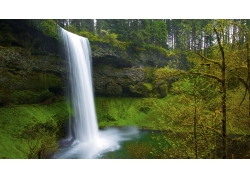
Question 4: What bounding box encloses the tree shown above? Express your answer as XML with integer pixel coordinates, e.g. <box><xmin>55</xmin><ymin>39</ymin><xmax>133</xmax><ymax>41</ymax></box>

<box><xmin>188</xmin><ymin>20</ymin><xmax>229</xmax><ymax>158</ymax></box>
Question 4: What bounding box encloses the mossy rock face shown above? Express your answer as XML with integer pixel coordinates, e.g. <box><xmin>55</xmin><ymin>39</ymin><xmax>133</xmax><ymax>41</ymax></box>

<box><xmin>157</xmin><ymin>84</ymin><xmax>168</xmax><ymax>98</ymax></box>
<box><xmin>0</xmin><ymin>20</ymin><xmax>178</xmax><ymax>102</ymax></box>
<box><xmin>1</xmin><ymin>72</ymin><xmax>62</xmax><ymax>90</ymax></box>
<box><xmin>143</xmin><ymin>83</ymin><xmax>153</xmax><ymax>91</ymax></box>
<box><xmin>0</xmin><ymin>70</ymin><xmax>64</xmax><ymax>105</ymax></box>
<box><xmin>0</xmin><ymin>20</ymin><xmax>60</xmax><ymax>54</ymax></box>
<box><xmin>106</xmin><ymin>83</ymin><xmax>123</xmax><ymax>95</ymax></box>
<box><xmin>93</xmin><ymin>65</ymin><xmax>172</xmax><ymax>98</ymax></box>
<box><xmin>0</xmin><ymin>20</ymin><xmax>67</xmax><ymax>105</ymax></box>
<box><xmin>9</xmin><ymin>90</ymin><xmax>54</xmax><ymax>104</ymax></box>
<box><xmin>129</xmin><ymin>83</ymin><xmax>150</xmax><ymax>97</ymax></box>
<box><xmin>93</xmin><ymin>65</ymin><xmax>149</xmax><ymax>97</ymax></box>
<box><xmin>91</xmin><ymin>39</ymin><xmax>186</xmax><ymax>69</ymax></box>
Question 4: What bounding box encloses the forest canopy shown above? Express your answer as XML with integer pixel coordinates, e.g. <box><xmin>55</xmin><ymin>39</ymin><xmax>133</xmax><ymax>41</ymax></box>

<box><xmin>54</xmin><ymin>19</ymin><xmax>250</xmax><ymax>50</ymax></box>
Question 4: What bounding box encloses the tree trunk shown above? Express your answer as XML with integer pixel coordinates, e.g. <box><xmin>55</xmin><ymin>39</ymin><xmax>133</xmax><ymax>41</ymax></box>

<box><xmin>247</xmin><ymin>43</ymin><xmax>250</xmax><ymax>126</ymax></box>
<box><xmin>214</xmin><ymin>27</ymin><xmax>227</xmax><ymax>159</ymax></box>
<box><xmin>221</xmin><ymin>58</ymin><xmax>227</xmax><ymax>159</ymax></box>
<box><xmin>194</xmin><ymin>92</ymin><xmax>198</xmax><ymax>159</ymax></box>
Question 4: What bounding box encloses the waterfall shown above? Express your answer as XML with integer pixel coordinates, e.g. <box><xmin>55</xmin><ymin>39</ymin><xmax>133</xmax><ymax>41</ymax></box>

<box><xmin>53</xmin><ymin>28</ymin><xmax>139</xmax><ymax>159</ymax></box>
<box><xmin>60</xmin><ymin>28</ymin><xmax>98</xmax><ymax>143</ymax></box>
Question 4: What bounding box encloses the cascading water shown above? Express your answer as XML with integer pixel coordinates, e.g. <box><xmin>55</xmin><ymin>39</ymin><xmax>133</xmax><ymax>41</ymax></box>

<box><xmin>60</xmin><ymin>28</ymin><xmax>98</xmax><ymax>142</ymax></box>
<box><xmin>53</xmin><ymin>28</ymin><xmax>139</xmax><ymax>159</ymax></box>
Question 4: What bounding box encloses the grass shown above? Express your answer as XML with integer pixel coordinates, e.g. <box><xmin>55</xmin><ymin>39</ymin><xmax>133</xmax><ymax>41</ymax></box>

<box><xmin>0</xmin><ymin>100</ymin><xmax>69</xmax><ymax>158</ymax></box>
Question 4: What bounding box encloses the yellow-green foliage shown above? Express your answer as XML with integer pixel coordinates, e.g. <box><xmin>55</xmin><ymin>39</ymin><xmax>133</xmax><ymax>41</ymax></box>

<box><xmin>157</xmin><ymin>46</ymin><xmax>175</xmax><ymax>57</ymax></box>
<box><xmin>143</xmin><ymin>67</ymin><xmax>156</xmax><ymax>81</ymax></box>
<box><xmin>143</xmin><ymin>83</ymin><xmax>153</xmax><ymax>91</ymax></box>
<box><xmin>171</xmin><ymin>78</ymin><xmax>192</xmax><ymax>95</ymax></box>
<box><xmin>154</xmin><ymin>66</ymin><xmax>180</xmax><ymax>81</ymax></box>
<box><xmin>0</xmin><ymin>100</ymin><xmax>69</xmax><ymax>158</ymax></box>
<box><xmin>79</xmin><ymin>30</ymin><xmax>99</xmax><ymax>41</ymax></box>
<box><xmin>126</xmin><ymin>141</ymin><xmax>153</xmax><ymax>159</ymax></box>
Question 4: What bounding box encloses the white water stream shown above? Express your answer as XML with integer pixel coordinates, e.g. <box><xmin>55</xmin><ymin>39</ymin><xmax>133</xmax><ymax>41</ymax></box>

<box><xmin>53</xmin><ymin>28</ymin><xmax>139</xmax><ymax>159</ymax></box>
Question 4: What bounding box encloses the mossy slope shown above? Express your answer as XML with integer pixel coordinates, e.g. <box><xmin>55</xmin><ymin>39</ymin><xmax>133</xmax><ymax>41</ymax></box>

<box><xmin>0</xmin><ymin>100</ymin><xmax>69</xmax><ymax>158</ymax></box>
<box><xmin>95</xmin><ymin>96</ymin><xmax>176</xmax><ymax>130</ymax></box>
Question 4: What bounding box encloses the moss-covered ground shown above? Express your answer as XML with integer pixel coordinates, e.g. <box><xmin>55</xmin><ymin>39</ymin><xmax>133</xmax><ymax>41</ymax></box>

<box><xmin>95</xmin><ymin>95</ymin><xmax>183</xmax><ymax>131</ymax></box>
<box><xmin>0</xmin><ymin>99</ymin><xmax>69</xmax><ymax>158</ymax></box>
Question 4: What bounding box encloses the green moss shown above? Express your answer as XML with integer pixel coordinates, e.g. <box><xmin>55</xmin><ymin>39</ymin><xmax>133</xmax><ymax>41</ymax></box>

<box><xmin>3</xmin><ymin>72</ymin><xmax>62</xmax><ymax>91</ymax></box>
<box><xmin>26</xmin><ymin>73</ymin><xmax>63</xmax><ymax>91</ymax></box>
<box><xmin>154</xmin><ymin>66</ymin><xmax>180</xmax><ymax>82</ymax></box>
<box><xmin>0</xmin><ymin>100</ymin><xmax>69</xmax><ymax>158</ymax></box>
<box><xmin>143</xmin><ymin>67</ymin><xmax>156</xmax><ymax>81</ymax></box>
<box><xmin>0</xmin><ymin>72</ymin><xmax>63</xmax><ymax>105</ymax></box>
<box><xmin>106</xmin><ymin>83</ymin><xmax>123</xmax><ymax>95</ymax></box>
<box><xmin>157</xmin><ymin>84</ymin><xmax>168</xmax><ymax>98</ymax></box>
<box><xmin>95</xmin><ymin>95</ymin><xmax>203</xmax><ymax>133</ymax></box>
<box><xmin>95</xmin><ymin>97</ymin><xmax>169</xmax><ymax>129</ymax></box>
<box><xmin>171</xmin><ymin>78</ymin><xmax>193</xmax><ymax>95</ymax></box>
<box><xmin>10</xmin><ymin>89</ymin><xmax>53</xmax><ymax>104</ymax></box>
<box><xmin>128</xmin><ymin>84</ymin><xmax>149</xmax><ymax>97</ymax></box>
<box><xmin>143</xmin><ymin>83</ymin><xmax>153</xmax><ymax>91</ymax></box>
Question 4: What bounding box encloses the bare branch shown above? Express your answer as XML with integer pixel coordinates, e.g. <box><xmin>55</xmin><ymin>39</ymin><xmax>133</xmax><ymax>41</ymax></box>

<box><xmin>228</xmin><ymin>66</ymin><xmax>247</xmax><ymax>72</ymax></box>
<box><xmin>238</xmin><ymin>77</ymin><xmax>248</xmax><ymax>90</ymax></box>
<box><xmin>191</xmin><ymin>72</ymin><xmax>223</xmax><ymax>83</ymax></box>
<box><xmin>233</xmin><ymin>74</ymin><xmax>248</xmax><ymax>106</ymax></box>
<box><xmin>240</xmin><ymin>85</ymin><xmax>248</xmax><ymax>107</ymax></box>
<box><xmin>194</xmin><ymin>52</ymin><xmax>222</xmax><ymax>68</ymax></box>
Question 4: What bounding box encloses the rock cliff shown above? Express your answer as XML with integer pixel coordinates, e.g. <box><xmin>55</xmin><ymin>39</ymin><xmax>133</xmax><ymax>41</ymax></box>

<box><xmin>0</xmin><ymin>20</ymin><xmax>66</xmax><ymax>105</ymax></box>
<box><xmin>0</xmin><ymin>20</ymin><xmax>181</xmax><ymax>105</ymax></box>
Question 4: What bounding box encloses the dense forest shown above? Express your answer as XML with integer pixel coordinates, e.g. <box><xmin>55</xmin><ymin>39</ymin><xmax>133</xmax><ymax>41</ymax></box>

<box><xmin>55</xmin><ymin>19</ymin><xmax>250</xmax><ymax>50</ymax></box>
<box><xmin>1</xmin><ymin>19</ymin><xmax>250</xmax><ymax>160</ymax></box>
